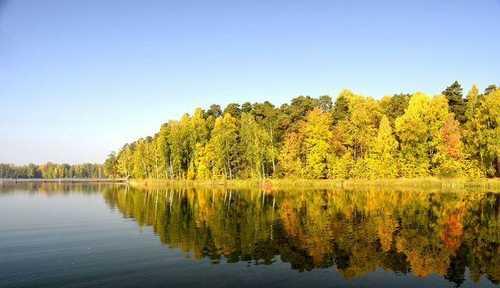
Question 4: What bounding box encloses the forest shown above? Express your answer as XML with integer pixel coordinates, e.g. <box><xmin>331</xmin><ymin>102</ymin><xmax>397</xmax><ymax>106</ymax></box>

<box><xmin>0</xmin><ymin>163</ymin><xmax>104</xmax><ymax>179</ymax></box>
<box><xmin>103</xmin><ymin>82</ymin><xmax>500</xmax><ymax>180</ymax></box>
<box><xmin>1</xmin><ymin>82</ymin><xmax>498</xmax><ymax>180</ymax></box>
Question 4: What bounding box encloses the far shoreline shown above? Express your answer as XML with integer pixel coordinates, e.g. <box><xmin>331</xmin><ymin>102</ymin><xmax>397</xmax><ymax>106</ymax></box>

<box><xmin>0</xmin><ymin>178</ymin><xmax>128</xmax><ymax>183</ymax></box>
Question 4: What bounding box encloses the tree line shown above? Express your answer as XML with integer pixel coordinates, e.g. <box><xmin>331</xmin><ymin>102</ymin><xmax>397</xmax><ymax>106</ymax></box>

<box><xmin>0</xmin><ymin>163</ymin><xmax>104</xmax><ymax>179</ymax></box>
<box><xmin>104</xmin><ymin>82</ymin><xmax>499</xmax><ymax>179</ymax></box>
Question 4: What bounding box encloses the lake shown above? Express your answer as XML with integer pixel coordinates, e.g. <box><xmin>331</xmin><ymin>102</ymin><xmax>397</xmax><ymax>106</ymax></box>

<box><xmin>0</xmin><ymin>183</ymin><xmax>498</xmax><ymax>288</ymax></box>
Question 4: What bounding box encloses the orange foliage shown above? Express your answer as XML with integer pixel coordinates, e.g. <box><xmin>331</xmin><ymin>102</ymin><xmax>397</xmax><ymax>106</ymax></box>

<box><xmin>440</xmin><ymin>117</ymin><xmax>462</xmax><ymax>159</ymax></box>
<box><xmin>440</xmin><ymin>209</ymin><xmax>464</xmax><ymax>252</ymax></box>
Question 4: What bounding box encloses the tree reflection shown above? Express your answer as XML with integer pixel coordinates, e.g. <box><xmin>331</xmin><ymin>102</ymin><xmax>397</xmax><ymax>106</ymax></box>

<box><xmin>102</xmin><ymin>186</ymin><xmax>499</xmax><ymax>286</ymax></box>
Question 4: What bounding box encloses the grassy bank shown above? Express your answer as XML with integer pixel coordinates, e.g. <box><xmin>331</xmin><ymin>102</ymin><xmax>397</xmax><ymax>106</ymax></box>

<box><xmin>128</xmin><ymin>178</ymin><xmax>500</xmax><ymax>192</ymax></box>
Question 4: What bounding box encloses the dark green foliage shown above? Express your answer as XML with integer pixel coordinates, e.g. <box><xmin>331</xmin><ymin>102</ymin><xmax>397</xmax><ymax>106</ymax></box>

<box><xmin>381</xmin><ymin>93</ymin><xmax>411</xmax><ymax>123</ymax></box>
<box><xmin>223</xmin><ymin>103</ymin><xmax>241</xmax><ymax>117</ymax></box>
<box><xmin>442</xmin><ymin>81</ymin><xmax>466</xmax><ymax>124</ymax></box>
<box><xmin>484</xmin><ymin>84</ymin><xmax>497</xmax><ymax>95</ymax></box>
<box><xmin>332</xmin><ymin>93</ymin><xmax>350</xmax><ymax>123</ymax></box>
<box><xmin>206</xmin><ymin>104</ymin><xmax>222</xmax><ymax>118</ymax></box>
<box><xmin>318</xmin><ymin>95</ymin><xmax>333</xmax><ymax>112</ymax></box>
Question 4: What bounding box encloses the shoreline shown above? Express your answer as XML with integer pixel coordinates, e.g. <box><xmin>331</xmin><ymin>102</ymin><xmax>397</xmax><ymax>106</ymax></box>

<box><xmin>128</xmin><ymin>178</ymin><xmax>500</xmax><ymax>192</ymax></box>
<box><xmin>3</xmin><ymin>177</ymin><xmax>499</xmax><ymax>192</ymax></box>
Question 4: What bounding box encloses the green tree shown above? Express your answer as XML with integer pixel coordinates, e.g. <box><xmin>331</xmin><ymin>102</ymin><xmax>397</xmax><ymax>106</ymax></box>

<box><xmin>442</xmin><ymin>81</ymin><xmax>466</xmax><ymax>124</ymax></box>
<box><xmin>380</xmin><ymin>93</ymin><xmax>411</xmax><ymax>123</ymax></box>
<box><xmin>223</xmin><ymin>103</ymin><xmax>241</xmax><ymax>118</ymax></box>
<box><xmin>484</xmin><ymin>84</ymin><xmax>497</xmax><ymax>95</ymax></box>
<box><xmin>104</xmin><ymin>152</ymin><xmax>117</xmax><ymax>178</ymax></box>
<box><xmin>332</xmin><ymin>90</ymin><xmax>350</xmax><ymax>124</ymax></box>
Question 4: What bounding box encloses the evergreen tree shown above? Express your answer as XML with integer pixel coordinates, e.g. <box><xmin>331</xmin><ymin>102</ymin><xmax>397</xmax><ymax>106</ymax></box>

<box><xmin>380</xmin><ymin>93</ymin><xmax>411</xmax><ymax>123</ymax></box>
<box><xmin>484</xmin><ymin>84</ymin><xmax>497</xmax><ymax>95</ymax></box>
<box><xmin>442</xmin><ymin>81</ymin><xmax>466</xmax><ymax>124</ymax></box>
<box><xmin>332</xmin><ymin>90</ymin><xmax>350</xmax><ymax>123</ymax></box>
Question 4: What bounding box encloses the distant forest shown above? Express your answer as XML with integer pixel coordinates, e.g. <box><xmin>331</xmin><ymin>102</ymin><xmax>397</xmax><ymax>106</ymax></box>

<box><xmin>2</xmin><ymin>82</ymin><xmax>499</xmax><ymax>180</ymax></box>
<box><xmin>0</xmin><ymin>163</ymin><xmax>103</xmax><ymax>179</ymax></box>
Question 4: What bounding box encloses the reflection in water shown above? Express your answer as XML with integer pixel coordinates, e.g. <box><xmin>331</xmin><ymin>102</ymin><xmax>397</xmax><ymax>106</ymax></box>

<box><xmin>100</xmin><ymin>185</ymin><xmax>499</xmax><ymax>286</ymax></box>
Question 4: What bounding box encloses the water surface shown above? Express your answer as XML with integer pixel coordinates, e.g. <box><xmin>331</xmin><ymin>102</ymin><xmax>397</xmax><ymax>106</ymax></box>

<box><xmin>0</xmin><ymin>183</ymin><xmax>498</xmax><ymax>287</ymax></box>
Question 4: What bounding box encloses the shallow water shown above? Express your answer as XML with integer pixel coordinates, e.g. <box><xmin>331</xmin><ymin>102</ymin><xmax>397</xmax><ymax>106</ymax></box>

<box><xmin>0</xmin><ymin>183</ymin><xmax>498</xmax><ymax>288</ymax></box>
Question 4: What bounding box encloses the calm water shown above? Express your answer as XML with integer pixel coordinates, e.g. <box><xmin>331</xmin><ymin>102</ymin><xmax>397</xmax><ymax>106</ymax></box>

<box><xmin>0</xmin><ymin>183</ymin><xmax>498</xmax><ymax>288</ymax></box>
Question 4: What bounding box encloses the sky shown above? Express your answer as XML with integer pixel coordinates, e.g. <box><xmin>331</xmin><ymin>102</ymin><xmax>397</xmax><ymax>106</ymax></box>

<box><xmin>1</xmin><ymin>0</ymin><xmax>499</xmax><ymax>164</ymax></box>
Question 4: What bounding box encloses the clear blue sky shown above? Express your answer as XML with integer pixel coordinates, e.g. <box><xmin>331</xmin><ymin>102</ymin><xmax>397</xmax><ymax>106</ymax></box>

<box><xmin>1</xmin><ymin>0</ymin><xmax>499</xmax><ymax>164</ymax></box>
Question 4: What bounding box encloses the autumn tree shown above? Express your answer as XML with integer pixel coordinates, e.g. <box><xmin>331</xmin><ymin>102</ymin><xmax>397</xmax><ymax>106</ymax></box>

<box><xmin>302</xmin><ymin>108</ymin><xmax>333</xmax><ymax>179</ymax></box>
<box><xmin>105</xmin><ymin>85</ymin><xmax>498</xmax><ymax>180</ymax></box>
<box><xmin>395</xmin><ymin>93</ymin><xmax>450</xmax><ymax>177</ymax></box>
<box><xmin>207</xmin><ymin>113</ymin><xmax>239</xmax><ymax>178</ymax></box>
<box><xmin>104</xmin><ymin>152</ymin><xmax>117</xmax><ymax>178</ymax></box>
<box><xmin>279</xmin><ymin>131</ymin><xmax>305</xmax><ymax>177</ymax></box>
<box><xmin>463</xmin><ymin>89</ymin><xmax>500</xmax><ymax>176</ymax></box>
<box><xmin>239</xmin><ymin>113</ymin><xmax>273</xmax><ymax>178</ymax></box>
<box><xmin>367</xmin><ymin>116</ymin><xmax>398</xmax><ymax>178</ymax></box>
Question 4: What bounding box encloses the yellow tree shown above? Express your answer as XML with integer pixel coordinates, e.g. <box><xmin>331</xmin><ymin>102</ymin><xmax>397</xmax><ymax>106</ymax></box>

<box><xmin>207</xmin><ymin>113</ymin><xmax>239</xmax><ymax>178</ymax></box>
<box><xmin>395</xmin><ymin>93</ymin><xmax>451</xmax><ymax>177</ymax></box>
<box><xmin>367</xmin><ymin>115</ymin><xmax>398</xmax><ymax>178</ymax></box>
<box><xmin>463</xmin><ymin>88</ymin><xmax>500</xmax><ymax>176</ymax></box>
<box><xmin>279</xmin><ymin>130</ymin><xmax>305</xmax><ymax>177</ymax></box>
<box><xmin>239</xmin><ymin>113</ymin><xmax>273</xmax><ymax>178</ymax></box>
<box><xmin>303</xmin><ymin>108</ymin><xmax>333</xmax><ymax>179</ymax></box>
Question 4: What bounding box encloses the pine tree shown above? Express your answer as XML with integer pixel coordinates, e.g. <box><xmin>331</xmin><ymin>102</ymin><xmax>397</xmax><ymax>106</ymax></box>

<box><xmin>442</xmin><ymin>81</ymin><xmax>466</xmax><ymax>124</ymax></box>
